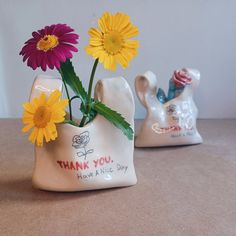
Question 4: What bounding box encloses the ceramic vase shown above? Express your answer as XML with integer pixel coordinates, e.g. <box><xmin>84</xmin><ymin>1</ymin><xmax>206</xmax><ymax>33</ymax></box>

<box><xmin>30</xmin><ymin>75</ymin><xmax>137</xmax><ymax>191</ymax></box>
<box><xmin>135</xmin><ymin>69</ymin><xmax>203</xmax><ymax>147</ymax></box>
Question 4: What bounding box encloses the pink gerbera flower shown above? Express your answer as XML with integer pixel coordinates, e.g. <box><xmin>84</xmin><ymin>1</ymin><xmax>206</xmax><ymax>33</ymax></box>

<box><xmin>20</xmin><ymin>24</ymin><xmax>79</xmax><ymax>71</ymax></box>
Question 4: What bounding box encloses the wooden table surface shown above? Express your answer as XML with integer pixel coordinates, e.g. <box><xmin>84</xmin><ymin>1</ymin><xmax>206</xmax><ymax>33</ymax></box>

<box><xmin>1</xmin><ymin>119</ymin><xmax>236</xmax><ymax>236</ymax></box>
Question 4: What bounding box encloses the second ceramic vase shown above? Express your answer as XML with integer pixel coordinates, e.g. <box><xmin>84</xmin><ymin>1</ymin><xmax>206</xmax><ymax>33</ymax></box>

<box><xmin>135</xmin><ymin>69</ymin><xmax>203</xmax><ymax>147</ymax></box>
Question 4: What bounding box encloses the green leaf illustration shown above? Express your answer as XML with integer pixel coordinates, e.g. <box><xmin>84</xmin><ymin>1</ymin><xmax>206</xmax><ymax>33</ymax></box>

<box><xmin>93</xmin><ymin>101</ymin><xmax>134</xmax><ymax>140</ymax></box>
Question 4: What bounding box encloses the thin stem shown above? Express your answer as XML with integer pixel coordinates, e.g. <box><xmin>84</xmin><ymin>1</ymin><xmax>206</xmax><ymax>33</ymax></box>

<box><xmin>62</xmin><ymin>78</ymin><xmax>73</xmax><ymax>121</ymax></box>
<box><xmin>87</xmin><ymin>58</ymin><xmax>99</xmax><ymax>105</ymax></box>
<box><xmin>79</xmin><ymin>58</ymin><xmax>99</xmax><ymax>127</ymax></box>
<box><xmin>69</xmin><ymin>95</ymin><xmax>85</xmax><ymax>126</ymax></box>
<box><xmin>79</xmin><ymin>115</ymin><xmax>87</xmax><ymax>127</ymax></box>
<box><xmin>59</xmin><ymin>69</ymin><xmax>73</xmax><ymax>121</ymax></box>
<box><xmin>70</xmin><ymin>95</ymin><xmax>80</xmax><ymax>103</ymax></box>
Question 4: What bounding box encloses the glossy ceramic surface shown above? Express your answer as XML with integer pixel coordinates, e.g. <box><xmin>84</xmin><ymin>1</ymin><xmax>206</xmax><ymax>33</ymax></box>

<box><xmin>30</xmin><ymin>75</ymin><xmax>137</xmax><ymax>191</ymax></box>
<box><xmin>135</xmin><ymin>69</ymin><xmax>203</xmax><ymax>147</ymax></box>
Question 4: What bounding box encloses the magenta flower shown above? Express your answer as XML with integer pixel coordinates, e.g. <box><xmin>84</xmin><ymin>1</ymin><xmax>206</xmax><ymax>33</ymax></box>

<box><xmin>20</xmin><ymin>24</ymin><xmax>79</xmax><ymax>71</ymax></box>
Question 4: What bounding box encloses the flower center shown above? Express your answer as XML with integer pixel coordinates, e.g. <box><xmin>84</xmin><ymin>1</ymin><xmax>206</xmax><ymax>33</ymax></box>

<box><xmin>36</xmin><ymin>35</ymin><xmax>59</xmax><ymax>52</ymax></box>
<box><xmin>34</xmin><ymin>106</ymin><xmax>52</xmax><ymax>128</ymax></box>
<box><xmin>103</xmin><ymin>31</ymin><xmax>123</xmax><ymax>55</ymax></box>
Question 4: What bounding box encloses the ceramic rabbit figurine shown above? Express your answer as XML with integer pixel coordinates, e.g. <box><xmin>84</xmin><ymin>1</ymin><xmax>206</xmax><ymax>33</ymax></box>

<box><xmin>30</xmin><ymin>75</ymin><xmax>137</xmax><ymax>191</ymax></box>
<box><xmin>135</xmin><ymin>69</ymin><xmax>203</xmax><ymax>147</ymax></box>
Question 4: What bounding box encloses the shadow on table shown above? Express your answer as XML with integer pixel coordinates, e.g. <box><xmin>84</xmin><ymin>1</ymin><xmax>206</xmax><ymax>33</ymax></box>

<box><xmin>0</xmin><ymin>177</ymin><xmax>124</xmax><ymax>202</ymax></box>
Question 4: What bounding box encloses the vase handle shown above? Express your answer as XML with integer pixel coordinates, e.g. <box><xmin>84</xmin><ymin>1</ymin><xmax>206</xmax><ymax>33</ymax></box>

<box><xmin>29</xmin><ymin>75</ymin><xmax>62</xmax><ymax>102</ymax></box>
<box><xmin>135</xmin><ymin>71</ymin><xmax>162</xmax><ymax>110</ymax></box>
<box><xmin>94</xmin><ymin>76</ymin><xmax>134</xmax><ymax>124</ymax></box>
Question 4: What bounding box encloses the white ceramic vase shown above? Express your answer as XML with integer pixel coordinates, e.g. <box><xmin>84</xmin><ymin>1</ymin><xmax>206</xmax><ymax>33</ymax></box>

<box><xmin>135</xmin><ymin>69</ymin><xmax>203</xmax><ymax>147</ymax></box>
<box><xmin>30</xmin><ymin>75</ymin><xmax>137</xmax><ymax>191</ymax></box>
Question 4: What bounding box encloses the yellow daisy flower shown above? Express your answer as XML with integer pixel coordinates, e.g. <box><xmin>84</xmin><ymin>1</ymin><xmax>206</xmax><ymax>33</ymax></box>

<box><xmin>85</xmin><ymin>12</ymin><xmax>139</xmax><ymax>70</ymax></box>
<box><xmin>22</xmin><ymin>90</ymin><xmax>68</xmax><ymax>147</ymax></box>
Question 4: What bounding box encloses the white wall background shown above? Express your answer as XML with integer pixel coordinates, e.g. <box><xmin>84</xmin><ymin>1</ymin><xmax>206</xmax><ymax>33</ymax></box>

<box><xmin>0</xmin><ymin>0</ymin><xmax>236</xmax><ymax>119</ymax></box>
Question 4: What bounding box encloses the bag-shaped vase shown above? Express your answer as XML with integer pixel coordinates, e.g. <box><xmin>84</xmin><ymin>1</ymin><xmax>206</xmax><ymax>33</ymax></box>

<box><xmin>30</xmin><ymin>75</ymin><xmax>137</xmax><ymax>191</ymax></box>
<box><xmin>135</xmin><ymin>69</ymin><xmax>203</xmax><ymax>147</ymax></box>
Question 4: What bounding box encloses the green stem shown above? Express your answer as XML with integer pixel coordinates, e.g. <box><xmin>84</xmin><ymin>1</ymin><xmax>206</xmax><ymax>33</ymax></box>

<box><xmin>79</xmin><ymin>115</ymin><xmax>87</xmax><ymax>127</ymax></box>
<box><xmin>87</xmin><ymin>58</ymin><xmax>99</xmax><ymax>105</ymax></box>
<box><xmin>59</xmin><ymin>69</ymin><xmax>73</xmax><ymax>121</ymax></box>
<box><xmin>70</xmin><ymin>95</ymin><xmax>80</xmax><ymax>103</ymax></box>
<box><xmin>80</xmin><ymin>58</ymin><xmax>99</xmax><ymax>127</ymax></box>
<box><xmin>62</xmin><ymin>78</ymin><xmax>73</xmax><ymax>121</ymax></box>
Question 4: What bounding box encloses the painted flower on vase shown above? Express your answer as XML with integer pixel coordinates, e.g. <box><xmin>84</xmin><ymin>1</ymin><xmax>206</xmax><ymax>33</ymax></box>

<box><xmin>172</xmin><ymin>69</ymin><xmax>192</xmax><ymax>87</ymax></box>
<box><xmin>157</xmin><ymin>68</ymin><xmax>193</xmax><ymax>103</ymax></box>
<box><xmin>19</xmin><ymin>24</ymin><xmax>79</xmax><ymax>71</ymax></box>
<box><xmin>85</xmin><ymin>12</ymin><xmax>139</xmax><ymax>70</ymax></box>
<box><xmin>22</xmin><ymin>90</ymin><xmax>68</xmax><ymax>147</ymax></box>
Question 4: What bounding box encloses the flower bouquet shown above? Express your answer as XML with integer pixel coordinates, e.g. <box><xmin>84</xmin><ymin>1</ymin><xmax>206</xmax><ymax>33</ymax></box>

<box><xmin>20</xmin><ymin>12</ymin><xmax>138</xmax><ymax>191</ymax></box>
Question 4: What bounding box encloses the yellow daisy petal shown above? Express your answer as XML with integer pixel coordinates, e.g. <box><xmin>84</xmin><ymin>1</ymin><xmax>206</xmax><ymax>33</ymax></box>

<box><xmin>114</xmin><ymin>13</ymin><xmax>130</xmax><ymax>31</ymax></box>
<box><xmin>22</xmin><ymin>110</ymin><xmax>33</xmax><ymax>117</ymax></box>
<box><xmin>28</xmin><ymin>127</ymin><xmax>38</xmax><ymax>144</ymax></box>
<box><xmin>89</xmin><ymin>38</ymin><xmax>103</xmax><ymax>47</ymax></box>
<box><xmin>115</xmin><ymin>52</ymin><xmax>129</xmax><ymax>68</ymax></box>
<box><xmin>22</xmin><ymin>122</ymin><xmax>34</xmax><ymax>132</ymax></box>
<box><xmin>92</xmin><ymin>48</ymin><xmax>107</xmax><ymax>60</ymax></box>
<box><xmin>22</xmin><ymin>112</ymin><xmax>34</xmax><ymax>124</ymax></box>
<box><xmin>85</xmin><ymin>45</ymin><xmax>93</xmax><ymax>54</ymax></box>
<box><xmin>36</xmin><ymin>128</ymin><xmax>44</xmax><ymax>147</ymax></box>
<box><xmin>98</xmin><ymin>12</ymin><xmax>110</xmax><ymax>33</ymax></box>
<box><xmin>121</xmin><ymin>25</ymin><xmax>139</xmax><ymax>39</ymax></box>
<box><xmin>48</xmin><ymin>122</ymin><xmax>58</xmax><ymax>140</ymax></box>
<box><xmin>120</xmin><ymin>48</ymin><xmax>135</xmax><ymax>61</ymax></box>
<box><xmin>98</xmin><ymin>51</ymin><xmax>107</xmax><ymax>63</ymax></box>
<box><xmin>104</xmin><ymin>55</ymin><xmax>110</xmax><ymax>70</ymax></box>
<box><xmin>43</xmin><ymin>127</ymin><xmax>50</xmax><ymax>142</ymax></box>
<box><xmin>38</xmin><ymin>93</ymin><xmax>47</xmax><ymax>106</ymax></box>
<box><xmin>51</xmin><ymin>109</ymin><xmax>66</xmax><ymax>123</ymax></box>
<box><xmin>23</xmin><ymin>102</ymin><xmax>35</xmax><ymax>114</ymax></box>
<box><xmin>124</xmin><ymin>40</ymin><xmax>139</xmax><ymax>49</ymax></box>
<box><xmin>85</xmin><ymin>45</ymin><xmax>103</xmax><ymax>58</ymax></box>
<box><xmin>47</xmin><ymin>90</ymin><xmax>61</xmax><ymax>106</ymax></box>
<box><xmin>51</xmin><ymin>99</ymin><xmax>68</xmax><ymax>111</ymax></box>
<box><xmin>109</xmin><ymin>55</ymin><xmax>116</xmax><ymax>71</ymax></box>
<box><xmin>32</xmin><ymin>97</ymin><xmax>39</xmax><ymax>107</ymax></box>
<box><xmin>88</xmin><ymin>28</ymin><xmax>102</xmax><ymax>38</ymax></box>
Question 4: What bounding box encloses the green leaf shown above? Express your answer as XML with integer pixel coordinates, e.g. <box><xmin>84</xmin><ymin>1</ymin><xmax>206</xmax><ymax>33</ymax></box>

<box><xmin>59</xmin><ymin>59</ymin><xmax>87</xmax><ymax>104</ymax></box>
<box><xmin>80</xmin><ymin>99</ymin><xmax>97</xmax><ymax>123</ymax></box>
<box><xmin>93</xmin><ymin>101</ymin><xmax>134</xmax><ymax>140</ymax></box>
<box><xmin>64</xmin><ymin>119</ymin><xmax>80</xmax><ymax>127</ymax></box>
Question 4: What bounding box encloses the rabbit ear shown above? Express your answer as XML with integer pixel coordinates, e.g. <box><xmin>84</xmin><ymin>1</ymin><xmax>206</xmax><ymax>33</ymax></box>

<box><xmin>135</xmin><ymin>71</ymin><xmax>161</xmax><ymax>108</ymax></box>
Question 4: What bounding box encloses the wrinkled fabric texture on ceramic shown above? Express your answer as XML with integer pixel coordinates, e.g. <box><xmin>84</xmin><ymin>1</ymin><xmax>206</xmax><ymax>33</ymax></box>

<box><xmin>30</xmin><ymin>75</ymin><xmax>137</xmax><ymax>191</ymax></box>
<box><xmin>135</xmin><ymin>69</ymin><xmax>203</xmax><ymax>147</ymax></box>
